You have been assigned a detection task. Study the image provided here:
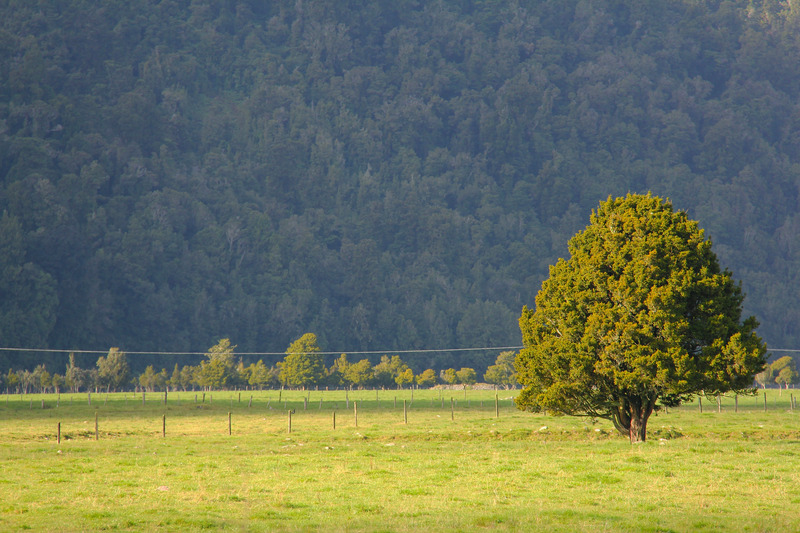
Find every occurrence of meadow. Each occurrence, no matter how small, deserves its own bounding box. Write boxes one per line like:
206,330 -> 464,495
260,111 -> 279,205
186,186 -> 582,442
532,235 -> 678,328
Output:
1,388 -> 799,532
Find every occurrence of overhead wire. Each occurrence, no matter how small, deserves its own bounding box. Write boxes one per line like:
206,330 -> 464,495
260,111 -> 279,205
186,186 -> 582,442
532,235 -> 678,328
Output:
0,345 -> 525,357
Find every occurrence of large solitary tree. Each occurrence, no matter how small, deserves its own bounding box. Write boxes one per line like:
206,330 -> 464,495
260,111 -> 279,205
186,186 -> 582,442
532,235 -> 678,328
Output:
515,194 -> 766,442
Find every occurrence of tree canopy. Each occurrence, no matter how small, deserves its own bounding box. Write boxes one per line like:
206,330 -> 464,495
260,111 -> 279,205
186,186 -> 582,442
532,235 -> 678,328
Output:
279,333 -> 325,389
515,194 -> 767,442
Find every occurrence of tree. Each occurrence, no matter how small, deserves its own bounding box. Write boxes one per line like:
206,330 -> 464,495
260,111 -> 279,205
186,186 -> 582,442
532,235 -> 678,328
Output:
168,364 -> 181,391
484,351 -> 518,389
199,339 -> 237,390
5,369 -> 20,393
373,355 -> 410,388
395,368 -> 415,388
455,367 -> 477,385
33,364 -> 51,393
770,356 -> 798,389
326,354 -> 350,387
344,359 -> 374,389
440,368 -> 457,385
416,369 -> 437,388
246,360 -> 273,390
516,194 -> 767,443
51,373 -> 63,393
279,333 -> 325,388
65,353 -> 86,393
96,348 -> 130,392
139,365 -> 158,392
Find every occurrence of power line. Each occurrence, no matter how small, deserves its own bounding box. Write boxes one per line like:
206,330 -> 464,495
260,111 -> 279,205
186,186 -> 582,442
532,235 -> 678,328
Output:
2,345 -> 796,356
0,345 -> 524,357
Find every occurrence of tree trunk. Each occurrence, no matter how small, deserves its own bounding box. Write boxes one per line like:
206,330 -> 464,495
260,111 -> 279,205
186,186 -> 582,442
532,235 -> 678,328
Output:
628,406 -> 651,443
612,397 -> 654,443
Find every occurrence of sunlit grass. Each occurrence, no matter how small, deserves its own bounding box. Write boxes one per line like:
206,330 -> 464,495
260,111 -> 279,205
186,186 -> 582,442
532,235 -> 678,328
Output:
1,388 -> 799,531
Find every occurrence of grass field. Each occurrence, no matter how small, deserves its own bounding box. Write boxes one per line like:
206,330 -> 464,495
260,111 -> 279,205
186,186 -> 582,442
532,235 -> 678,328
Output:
1,388 -> 799,532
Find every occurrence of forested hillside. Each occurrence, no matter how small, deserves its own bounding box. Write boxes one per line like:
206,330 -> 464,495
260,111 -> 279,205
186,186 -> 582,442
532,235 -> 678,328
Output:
1,0 -> 799,375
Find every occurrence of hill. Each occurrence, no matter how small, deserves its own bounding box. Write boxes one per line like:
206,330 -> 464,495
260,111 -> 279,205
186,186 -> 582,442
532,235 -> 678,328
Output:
1,0 -> 798,374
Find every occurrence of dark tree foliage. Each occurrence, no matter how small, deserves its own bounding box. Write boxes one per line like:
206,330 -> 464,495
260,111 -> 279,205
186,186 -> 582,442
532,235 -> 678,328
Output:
0,1 -> 797,377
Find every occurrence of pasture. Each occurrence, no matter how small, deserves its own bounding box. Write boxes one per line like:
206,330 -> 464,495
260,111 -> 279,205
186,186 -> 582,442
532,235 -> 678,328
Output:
1,388 -> 799,531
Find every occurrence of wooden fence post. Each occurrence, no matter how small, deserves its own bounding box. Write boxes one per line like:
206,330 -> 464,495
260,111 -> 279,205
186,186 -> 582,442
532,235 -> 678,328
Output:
495,393 -> 499,418
332,411 -> 336,430
451,397 -> 454,420
699,396 -> 702,413
57,422 -> 61,444
403,400 -> 407,425
228,412 -> 232,436
288,410 -> 292,434
162,415 -> 166,438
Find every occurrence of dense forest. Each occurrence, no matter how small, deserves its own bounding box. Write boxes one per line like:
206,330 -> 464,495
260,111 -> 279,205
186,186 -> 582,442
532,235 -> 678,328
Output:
1,0 -> 799,377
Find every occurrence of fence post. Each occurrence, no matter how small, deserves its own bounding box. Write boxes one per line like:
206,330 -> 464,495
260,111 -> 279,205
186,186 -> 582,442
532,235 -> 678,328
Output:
162,414 -> 166,438
228,412 -> 232,436
57,422 -> 61,444
451,397 -> 454,420
495,393 -> 499,418
288,410 -> 292,434
403,400 -> 408,425
332,411 -> 336,430
699,396 -> 702,413
95,412 -> 99,441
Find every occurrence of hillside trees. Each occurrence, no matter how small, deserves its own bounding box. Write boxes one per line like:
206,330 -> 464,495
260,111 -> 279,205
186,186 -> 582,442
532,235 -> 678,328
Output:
516,194 -> 767,443
1,0 -> 799,375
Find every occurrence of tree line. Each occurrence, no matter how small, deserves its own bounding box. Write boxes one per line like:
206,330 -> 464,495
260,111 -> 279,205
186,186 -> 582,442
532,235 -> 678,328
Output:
2,334 -> 518,394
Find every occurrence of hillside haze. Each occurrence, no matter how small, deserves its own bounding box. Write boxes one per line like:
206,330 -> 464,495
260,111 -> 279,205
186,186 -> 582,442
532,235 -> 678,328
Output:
1,0 -> 798,374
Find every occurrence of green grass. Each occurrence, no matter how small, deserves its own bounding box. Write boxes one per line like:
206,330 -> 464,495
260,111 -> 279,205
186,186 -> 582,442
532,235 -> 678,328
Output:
1,388 -> 799,531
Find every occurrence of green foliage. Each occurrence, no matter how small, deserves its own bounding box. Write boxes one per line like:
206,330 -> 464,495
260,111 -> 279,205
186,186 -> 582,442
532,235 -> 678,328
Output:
455,368 -> 477,385
440,368 -> 457,385
373,355 -> 411,388
96,348 -> 130,392
516,194 -> 767,442
415,369 -> 437,387
198,339 -> 237,390
343,359 -> 374,389
483,351 -> 518,389
279,333 -> 325,389
767,356 -> 799,388
395,368 -> 415,388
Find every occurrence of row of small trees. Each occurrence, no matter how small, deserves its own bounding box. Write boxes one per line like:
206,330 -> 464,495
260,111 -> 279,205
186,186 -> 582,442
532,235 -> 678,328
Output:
756,356 -> 799,389
1,335 -> 519,394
